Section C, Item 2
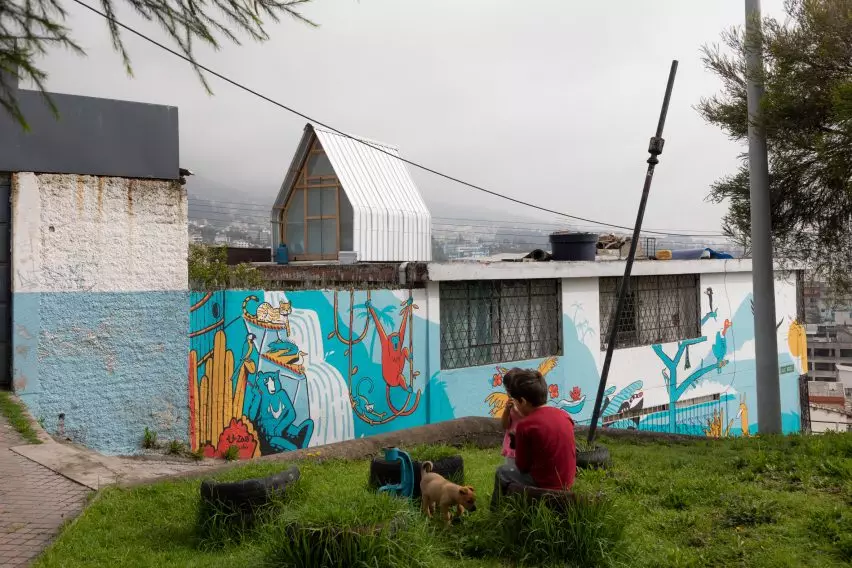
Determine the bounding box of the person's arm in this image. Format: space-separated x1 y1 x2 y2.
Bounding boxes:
514 422 531 473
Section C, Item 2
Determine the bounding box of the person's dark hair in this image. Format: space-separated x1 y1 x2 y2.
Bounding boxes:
504 368 547 407
502 369 515 393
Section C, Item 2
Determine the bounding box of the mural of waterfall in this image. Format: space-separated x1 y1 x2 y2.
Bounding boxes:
282 301 355 446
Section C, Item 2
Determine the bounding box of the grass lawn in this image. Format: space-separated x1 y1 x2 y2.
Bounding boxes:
35 433 852 568
0 390 42 444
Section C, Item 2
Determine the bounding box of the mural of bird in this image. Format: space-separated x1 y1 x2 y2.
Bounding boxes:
712 319 732 373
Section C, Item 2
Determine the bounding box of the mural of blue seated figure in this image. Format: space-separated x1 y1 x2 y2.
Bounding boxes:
245 370 314 454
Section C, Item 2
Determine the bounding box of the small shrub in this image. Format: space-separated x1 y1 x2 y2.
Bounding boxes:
809 507 852 562
142 427 158 449
661 487 691 511
190 447 205 461
264 489 436 568
721 494 779 527
223 445 240 461
166 440 184 455
457 493 624 567
407 444 460 463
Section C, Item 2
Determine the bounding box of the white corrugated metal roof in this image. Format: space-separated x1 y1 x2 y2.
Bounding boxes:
272 124 431 262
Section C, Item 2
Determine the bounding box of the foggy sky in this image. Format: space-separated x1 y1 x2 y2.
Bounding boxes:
31 0 787 233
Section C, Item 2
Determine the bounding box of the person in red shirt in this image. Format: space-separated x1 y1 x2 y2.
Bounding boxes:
490 368 577 509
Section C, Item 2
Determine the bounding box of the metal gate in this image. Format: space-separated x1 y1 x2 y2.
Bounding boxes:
0 173 10 389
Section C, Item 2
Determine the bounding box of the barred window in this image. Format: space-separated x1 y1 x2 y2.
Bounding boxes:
599 274 700 351
440 279 561 370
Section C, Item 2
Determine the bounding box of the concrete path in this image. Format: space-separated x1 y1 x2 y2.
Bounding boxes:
0 417 90 568
11 441 219 491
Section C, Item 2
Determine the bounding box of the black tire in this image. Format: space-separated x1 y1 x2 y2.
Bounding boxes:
504 482 578 514
200 465 301 518
503 483 603 514
368 455 464 497
576 445 611 470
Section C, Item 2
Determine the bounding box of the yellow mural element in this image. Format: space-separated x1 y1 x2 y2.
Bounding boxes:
484 357 559 417
737 394 749 437
703 409 734 438
189 330 261 458
787 320 808 373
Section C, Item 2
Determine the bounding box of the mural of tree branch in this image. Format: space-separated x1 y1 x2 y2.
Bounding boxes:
328 291 422 426
653 335 728 433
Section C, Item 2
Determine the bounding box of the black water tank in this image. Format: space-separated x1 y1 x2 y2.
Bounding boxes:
549 232 598 261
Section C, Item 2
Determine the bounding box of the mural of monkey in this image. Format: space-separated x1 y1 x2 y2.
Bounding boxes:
364 297 414 394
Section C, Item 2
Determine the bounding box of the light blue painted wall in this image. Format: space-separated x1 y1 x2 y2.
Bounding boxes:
14 291 189 454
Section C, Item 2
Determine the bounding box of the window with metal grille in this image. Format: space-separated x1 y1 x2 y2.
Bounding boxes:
599 274 700 351
439 279 561 370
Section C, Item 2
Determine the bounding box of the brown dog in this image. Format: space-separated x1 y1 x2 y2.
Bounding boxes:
420 461 477 525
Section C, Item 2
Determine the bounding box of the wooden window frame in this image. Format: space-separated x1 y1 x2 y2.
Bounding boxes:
279 140 349 261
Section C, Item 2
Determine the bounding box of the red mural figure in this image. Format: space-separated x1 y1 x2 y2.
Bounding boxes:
364 297 413 394
329 291 422 425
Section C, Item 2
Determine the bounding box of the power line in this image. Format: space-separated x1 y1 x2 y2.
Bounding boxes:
73 0 724 239
189 200 730 238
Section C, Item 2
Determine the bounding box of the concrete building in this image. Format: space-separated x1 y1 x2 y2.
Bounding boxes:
187 258 808 459
809 404 852 433
1 74 188 454
806 326 852 381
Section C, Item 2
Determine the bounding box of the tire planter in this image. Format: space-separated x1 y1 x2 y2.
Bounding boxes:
368 455 464 498
503 483 602 515
503 482 579 515
576 445 611 470
200 465 301 524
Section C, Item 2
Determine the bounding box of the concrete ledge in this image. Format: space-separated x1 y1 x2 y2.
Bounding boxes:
256 262 428 289
129 418 707 487
131 417 503 486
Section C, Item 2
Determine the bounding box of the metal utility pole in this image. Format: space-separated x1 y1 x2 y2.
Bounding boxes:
587 60 678 444
745 0 782 434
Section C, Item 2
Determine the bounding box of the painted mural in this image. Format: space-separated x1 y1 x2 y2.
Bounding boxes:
189 289 425 458
430 271 805 438
188 271 806 458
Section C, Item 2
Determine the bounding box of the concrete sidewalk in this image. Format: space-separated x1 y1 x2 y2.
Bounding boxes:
0 416 90 568
11 440 219 491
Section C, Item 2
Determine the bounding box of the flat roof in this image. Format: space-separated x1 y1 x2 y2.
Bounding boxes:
257 258 803 287
422 258 797 281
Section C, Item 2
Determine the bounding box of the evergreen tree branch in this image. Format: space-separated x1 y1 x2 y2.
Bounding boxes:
0 0 316 128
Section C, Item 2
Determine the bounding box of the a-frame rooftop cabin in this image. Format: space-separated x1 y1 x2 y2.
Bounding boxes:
272 124 432 262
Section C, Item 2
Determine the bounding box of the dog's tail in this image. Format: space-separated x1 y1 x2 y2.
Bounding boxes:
421 460 434 474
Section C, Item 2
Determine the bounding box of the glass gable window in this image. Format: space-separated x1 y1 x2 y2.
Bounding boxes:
279 139 355 260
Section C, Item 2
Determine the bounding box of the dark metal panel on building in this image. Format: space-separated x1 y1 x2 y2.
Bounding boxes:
0 90 179 180
0 173 10 389
226 247 272 265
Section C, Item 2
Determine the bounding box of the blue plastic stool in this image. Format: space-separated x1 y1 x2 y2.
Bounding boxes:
377 447 414 498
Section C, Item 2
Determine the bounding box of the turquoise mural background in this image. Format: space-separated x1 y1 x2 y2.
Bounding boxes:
189 289 427 458
190 275 805 459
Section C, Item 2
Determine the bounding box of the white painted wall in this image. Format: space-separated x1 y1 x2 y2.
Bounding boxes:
12 173 187 294
11 172 190 455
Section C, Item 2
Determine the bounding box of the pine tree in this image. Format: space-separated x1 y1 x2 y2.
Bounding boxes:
0 0 315 128
699 0 852 289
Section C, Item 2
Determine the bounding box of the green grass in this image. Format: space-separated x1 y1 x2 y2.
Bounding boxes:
0 391 42 444
34 432 852 567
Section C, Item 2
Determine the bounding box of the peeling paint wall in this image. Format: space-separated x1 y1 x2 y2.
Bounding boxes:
12 172 189 455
